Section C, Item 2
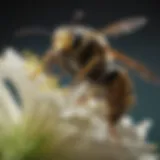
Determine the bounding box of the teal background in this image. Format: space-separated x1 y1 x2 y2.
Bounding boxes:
0 0 160 143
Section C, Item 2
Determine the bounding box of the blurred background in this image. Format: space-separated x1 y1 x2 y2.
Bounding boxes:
0 0 160 143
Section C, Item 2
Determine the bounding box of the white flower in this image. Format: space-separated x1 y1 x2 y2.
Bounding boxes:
0 47 158 160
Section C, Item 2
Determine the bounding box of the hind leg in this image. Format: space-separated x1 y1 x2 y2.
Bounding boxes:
105 70 136 140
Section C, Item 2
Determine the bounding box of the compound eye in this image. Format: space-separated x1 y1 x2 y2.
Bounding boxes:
73 33 83 49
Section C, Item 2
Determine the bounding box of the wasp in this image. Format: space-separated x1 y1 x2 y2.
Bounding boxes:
15 11 160 139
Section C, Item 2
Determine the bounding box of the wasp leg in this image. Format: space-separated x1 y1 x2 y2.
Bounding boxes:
76 95 89 105
71 56 100 85
30 49 55 80
105 70 136 141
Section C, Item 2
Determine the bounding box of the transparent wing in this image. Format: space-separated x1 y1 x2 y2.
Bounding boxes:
108 47 160 85
100 16 148 37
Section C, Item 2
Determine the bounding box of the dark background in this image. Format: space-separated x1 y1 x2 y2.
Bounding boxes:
0 0 160 143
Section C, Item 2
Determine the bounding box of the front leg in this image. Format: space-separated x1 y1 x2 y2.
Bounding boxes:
30 49 56 80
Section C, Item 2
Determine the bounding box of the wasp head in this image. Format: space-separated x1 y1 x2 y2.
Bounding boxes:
51 26 75 57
